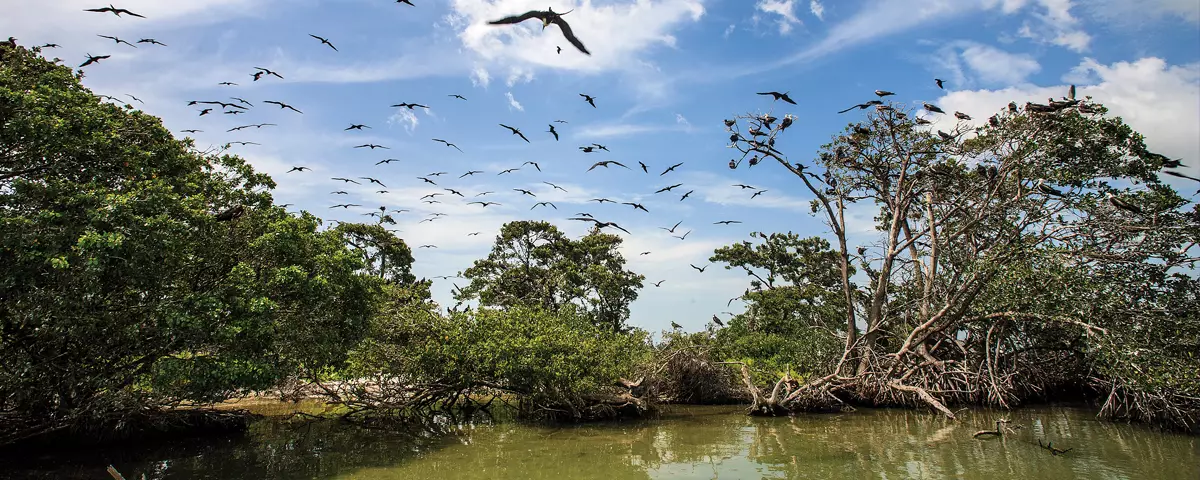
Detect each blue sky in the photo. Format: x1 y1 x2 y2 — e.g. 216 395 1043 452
4 0 1198 334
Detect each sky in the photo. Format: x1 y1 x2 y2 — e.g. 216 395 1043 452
3 0 1198 335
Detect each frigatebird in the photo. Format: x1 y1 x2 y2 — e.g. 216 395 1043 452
309 34 338 51
757 91 797 105
488 8 591 55
85 5 144 17
499 124 530 143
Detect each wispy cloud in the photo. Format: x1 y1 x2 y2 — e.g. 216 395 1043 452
810 0 827 20
756 0 803 35
504 91 524 111
1017 0 1091 52
930 40 1042 87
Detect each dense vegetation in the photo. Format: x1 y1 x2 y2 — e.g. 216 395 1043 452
1 41 1196 450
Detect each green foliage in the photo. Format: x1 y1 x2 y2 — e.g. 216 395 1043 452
0 45 396 440
457 221 644 333
348 305 652 418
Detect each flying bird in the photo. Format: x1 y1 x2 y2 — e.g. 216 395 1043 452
79 54 111 68
532 201 557 210
935 78 945 89
543 181 567 192
433 139 462 152
448 94 467 100
137 38 166 46
355 144 389 150
499 168 520 175
638 161 648 173
523 161 542 172
263 100 302 114
679 190 693 201
85 5 144 17
253 67 284 80
345 124 370 130
97 35 136 48
309 34 338 51
655 184 683 194
875 90 895 97
714 220 742 225
488 8 591 55
332 177 361 184
287 166 310 173
690 264 708 273
660 162 684 176
567 217 630 234
588 161 629 171
580 94 597 108
460 170 483 178
514 188 536 197
659 220 683 233
547 124 559 141
499 124 530 143
469 201 502 208
622 202 649 213
757 91 797 105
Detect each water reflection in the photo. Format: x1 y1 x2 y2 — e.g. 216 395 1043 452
4 406 1196 479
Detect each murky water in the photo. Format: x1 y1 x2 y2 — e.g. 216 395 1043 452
4 405 1197 479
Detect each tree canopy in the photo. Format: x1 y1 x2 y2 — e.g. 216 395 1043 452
0 43 403 445
456 220 645 333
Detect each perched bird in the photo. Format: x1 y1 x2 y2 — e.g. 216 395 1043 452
499 124 530 143
757 91 797 105
954 111 972 121
309 34 338 51
671 321 682 330
712 315 724 327
488 8 591 55
923 102 945 114
580 93 597 108
85 5 145 17
1106 193 1142 214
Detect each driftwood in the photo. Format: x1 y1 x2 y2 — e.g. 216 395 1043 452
1038 439 1073 456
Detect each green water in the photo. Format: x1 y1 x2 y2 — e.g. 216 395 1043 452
5 406 1197 479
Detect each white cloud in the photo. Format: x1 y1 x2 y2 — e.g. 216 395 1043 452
929 41 1041 88
934 57 1200 182
1083 0 1200 25
573 119 694 139
757 0 803 34
504 91 524 111
675 113 691 128
471 65 492 87
504 66 534 87
810 0 826 20
387 109 421 133
723 24 736 38
1014 0 1092 52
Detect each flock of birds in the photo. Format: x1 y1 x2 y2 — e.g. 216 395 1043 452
17 4 1199 326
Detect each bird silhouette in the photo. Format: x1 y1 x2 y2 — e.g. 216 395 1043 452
567 217 630 234
354 144 389 150
679 190 693 201
523 161 542 172
263 100 302 113
499 124 530 142
253 67 284 79
309 34 338 51
622 202 649 212
580 94 597 107
690 263 708 272
547 124 559 140
532 201 557 210
875 90 895 97
660 162 684 176
543 181 567 192
332 177 361 184
345 124 370 130
448 94 467 100
714 220 742 225
433 139 462 152
757 91 797 105
935 78 945 89
97 35 136 48
85 5 144 17
588 161 629 171
137 38 166 46
287 166 310 173
79 54 110 68
659 220 683 233
655 184 683 193
488 8 591 55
